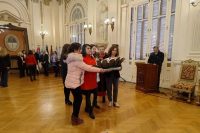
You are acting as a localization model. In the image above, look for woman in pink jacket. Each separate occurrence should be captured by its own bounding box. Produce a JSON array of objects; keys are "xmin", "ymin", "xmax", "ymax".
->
[{"xmin": 65, "ymin": 42, "xmax": 106, "ymax": 125}]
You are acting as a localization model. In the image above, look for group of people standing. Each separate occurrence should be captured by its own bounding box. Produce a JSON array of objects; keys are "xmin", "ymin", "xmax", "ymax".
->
[
  {"xmin": 61, "ymin": 42, "xmax": 123, "ymax": 125},
  {"xmin": 17, "ymin": 50, "xmax": 60, "ymax": 81},
  {"xmin": 17, "ymin": 50, "xmax": 47, "ymax": 81}
]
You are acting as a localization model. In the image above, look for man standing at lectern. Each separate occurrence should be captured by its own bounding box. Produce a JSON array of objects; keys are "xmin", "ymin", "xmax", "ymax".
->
[{"xmin": 148, "ymin": 46, "xmax": 164, "ymax": 91}]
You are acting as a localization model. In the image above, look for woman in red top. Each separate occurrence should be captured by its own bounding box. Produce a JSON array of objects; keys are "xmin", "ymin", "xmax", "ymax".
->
[
  {"xmin": 81, "ymin": 44, "xmax": 97, "ymax": 119},
  {"xmin": 25, "ymin": 50, "xmax": 37, "ymax": 81}
]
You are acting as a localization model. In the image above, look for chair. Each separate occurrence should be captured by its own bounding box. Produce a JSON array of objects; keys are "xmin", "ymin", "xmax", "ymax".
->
[
  {"xmin": 196, "ymin": 80, "xmax": 200, "ymax": 105},
  {"xmin": 170, "ymin": 59, "xmax": 198, "ymax": 102}
]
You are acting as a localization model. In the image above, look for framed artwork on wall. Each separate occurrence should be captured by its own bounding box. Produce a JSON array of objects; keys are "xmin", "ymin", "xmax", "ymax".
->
[
  {"xmin": 0, "ymin": 23, "xmax": 29, "ymax": 69},
  {"xmin": 5, "ymin": 34, "xmax": 20, "ymax": 52}
]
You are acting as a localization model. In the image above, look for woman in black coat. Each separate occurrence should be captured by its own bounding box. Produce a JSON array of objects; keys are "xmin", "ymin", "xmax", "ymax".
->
[
  {"xmin": 60, "ymin": 44, "xmax": 72, "ymax": 105},
  {"xmin": 17, "ymin": 52, "xmax": 25, "ymax": 78},
  {"xmin": 0, "ymin": 47, "xmax": 11, "ymax": 87}
]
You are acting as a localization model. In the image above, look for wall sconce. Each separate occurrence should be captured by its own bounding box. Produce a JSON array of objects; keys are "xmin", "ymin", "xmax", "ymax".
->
[
  {"xmin": 190, "ymin": 0, "xmax": 200, "ymax": 7},
  {"xmin": 104, "ymin": 17, "xmax": 116, "ymax": 31},
  {"xmin": 84, "ymin": 23, "xmax": 92, "ymax": 35}
]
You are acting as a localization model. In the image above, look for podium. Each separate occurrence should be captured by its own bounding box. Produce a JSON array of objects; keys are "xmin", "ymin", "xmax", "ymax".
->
[{"xmin": 135, "ymin": 63, "xmax": 159, "ymax": 93}]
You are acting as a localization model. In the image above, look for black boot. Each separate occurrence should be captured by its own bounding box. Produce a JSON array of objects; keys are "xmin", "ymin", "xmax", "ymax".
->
[
  {"xmin": 65, "ymin": 100, "xmax": 72, "ymax": 105},
  {"xmin": 71, "ymin": 115, "xmax": 84, "ymax": 125},
  {"xmin": 93, "ymin": 104, "xmax": 100, "ymax": 109},
  {"xmin": 89, "ymin": 112, "xmax": 95, "ymax": 119},
  {"xmin": 102, "ymin": 96, "xmax": 106, "ymax": 103}
]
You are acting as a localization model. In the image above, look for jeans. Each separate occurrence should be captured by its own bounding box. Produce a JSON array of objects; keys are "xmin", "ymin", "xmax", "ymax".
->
[{"xmin": 105, "ymin": 75, "xmax": 119, "ymax": 103}]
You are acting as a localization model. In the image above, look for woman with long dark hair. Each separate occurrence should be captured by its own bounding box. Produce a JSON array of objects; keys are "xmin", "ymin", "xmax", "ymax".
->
[
  {"xmin": 105, "ymin": 45, "xmax": 121, "ymax": 107},
  {"xmin": 65, "ymin": 42, "xmax": 106, "ymax": 125},
  {"xmin": 61, "ymin": 44, "xmax": 72, "ymax": 105},
  {"xmin": 81, "ymin": 44, "xmax": 98, "ymax": 119}
]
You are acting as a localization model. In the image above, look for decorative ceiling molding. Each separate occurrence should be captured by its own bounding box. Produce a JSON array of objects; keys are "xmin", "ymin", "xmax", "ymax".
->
[
  {"xmin": 25, "ymin": 0, "xmax": 28, "ymax": 7},
  {"xmin": 57, "ymin": 0, "xmax": 62, "ymax": 5},
  {"xmin": 0, "ymin": 1, "xmax": 30, "ymax": 24},
  {"xmin": 0, "ymin": 11, "xmax": 22, "ymax": 23},
  {"xmin": 43, "ymin": 0, "xmax": 52, "ymax": 6},
  {"xmin": 64, "ymin": 0, "xmax": 71, "ymax": 12},
  {"xmin": 64, "ymin": 0, "xmax": 71, "ymax": 4},
  {"xmin": 32, "ymin": 0, "xmax": 39, "ymax": 3}
]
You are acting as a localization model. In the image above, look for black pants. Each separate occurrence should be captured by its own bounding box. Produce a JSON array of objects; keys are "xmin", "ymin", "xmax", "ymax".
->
[
  {"xmin": 92, "ymin": 88, "xmax": 98, "ymax": 106},
  {"xmin": 24, "ymin": 64, "xmax": 29, "ymax": 76},
  {"xmin": 27, "ymin": 65, "xmax": 36, "ymax": 80},
  {"xmin": 19, "ymin": 66, "xmax": 25, "ymax": 77},
  {"xmin": 82, "ymin": 89, "xmax": 97, "ymax": 114},
  {"xmin": 62, "ymin": 76, "xmax": 71, "ymax": 102},
  {"xmin": 71, "ymin": 87, "xmax": 82, "ymax": 117},
  {"xmin": 0, "ymin": 68, "xmax": 9, "ymax": 87},
  {"xmin": 43, "ymin": 63, "xmax": 49, "ymax": 76},
  {"xmin": 53, "ymin": 65, "xmax": 59, "ymax": 77}
]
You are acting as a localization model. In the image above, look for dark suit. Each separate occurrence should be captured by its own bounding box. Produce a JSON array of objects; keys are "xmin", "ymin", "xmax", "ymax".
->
[
  {"xmin": 17, "ymin": 56, "xmax": 25, "ymax": 77},
  {"xmin": 43, "ymin": 54, "xmax": 49, "ymax": 76},
  {"xmin": 0, "ymin": 54, "xmax": 11, "ymax": 87},
  {"xmin": 148, "ymin": 51, "xmax": 164, "ymax": 90}
]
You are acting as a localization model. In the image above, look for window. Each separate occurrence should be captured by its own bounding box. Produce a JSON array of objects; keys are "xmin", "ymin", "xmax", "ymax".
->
[
  {"xmin": 150, "ymin": 0, "xmax": 167, "ymax": 52},
  {"xmin": 168, "ymin": 0, "xmax": 176, "ymax": 61},
  {"xmin": 129, "ymin": 0, "xmax": 176, "ymax": 61},
  {"xmin": 69, "ymin": 4, "xmax": 86, "ymax": 45},
  {"xmin": 135, "ymin": 4, "xmax": 149, "ymax": 60},
  {"xmin": 130, "ymin": 7, "xmax": 134, "ymax": 60}
]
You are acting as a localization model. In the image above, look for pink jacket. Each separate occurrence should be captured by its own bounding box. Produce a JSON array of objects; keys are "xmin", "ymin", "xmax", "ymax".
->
[{"xmin": 65, "ymin": 53, "xmax": 101, "ymax": 89}]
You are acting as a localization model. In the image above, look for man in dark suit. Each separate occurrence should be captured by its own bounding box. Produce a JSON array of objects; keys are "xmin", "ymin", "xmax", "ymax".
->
[{"xmin": 148, "ymin": 46, "xmax": 164, "ymax": 91}]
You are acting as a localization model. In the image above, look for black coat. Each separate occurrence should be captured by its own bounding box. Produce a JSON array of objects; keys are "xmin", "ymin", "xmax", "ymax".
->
[
  {"xmin": 17, "ymin": 56, "xmax": 23, "ymax": 68},
  {"xmin": 0, "ymin": 54, "xmax": 11, "ymax": 69},
  {"xmin": 43, "ymin": 54, "xmax": 49, "ymax": 64},
  {"xmin": 148, "ymin": 51, "xmax": 164, "ymax": 66},
  {"xmin": 60, "ymin": 54, "xmax": 67, "ymax": 79},
  {"xmin": 104, "ymin": 57, "xmax": 121, "ymax": 78}
]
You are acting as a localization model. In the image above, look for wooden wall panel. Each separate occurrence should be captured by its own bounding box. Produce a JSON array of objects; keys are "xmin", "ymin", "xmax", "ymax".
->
[
  {"xmin": 0, "ymin": 23, "xmax": 29, "ymax": 56},
  {"xmin": 0, "ymin": 23, "xmax": 29, "ymax": 69},
  {"xmin": 0, "ymin": 30, "xmax": 26, "ymax": 56}
]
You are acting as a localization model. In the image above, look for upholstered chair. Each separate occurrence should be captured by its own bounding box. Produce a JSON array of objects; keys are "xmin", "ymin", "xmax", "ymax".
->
[{"xmin": 170, "ymin": 59, "xmax": 199, "ymax": 102}]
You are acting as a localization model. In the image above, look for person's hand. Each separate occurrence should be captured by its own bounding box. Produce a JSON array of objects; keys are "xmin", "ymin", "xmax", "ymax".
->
[
  {"xmin": 119, "ymin": 67, "xmax": 122, "ymax": 71},
  {"xmin": 121, "ymin": 58, "xmax": 125, "ymax": 62},
  {"xmin": 100, "ymin": 68, "xmax": 111, "ymax": 73}
]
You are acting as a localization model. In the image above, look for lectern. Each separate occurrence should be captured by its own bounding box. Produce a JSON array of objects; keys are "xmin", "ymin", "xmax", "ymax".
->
[{"xmin": 135, "ymin": 63, "xmax": 159, "ymax": 93}]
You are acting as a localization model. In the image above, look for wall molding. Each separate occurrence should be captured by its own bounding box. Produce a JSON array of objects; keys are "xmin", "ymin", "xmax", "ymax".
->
[{"xmin": 0, "ymin": 0, "xmax": 30, "ymax": 23}]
